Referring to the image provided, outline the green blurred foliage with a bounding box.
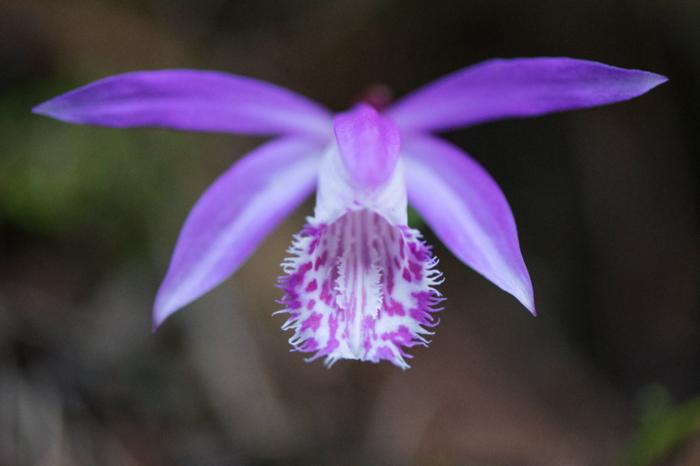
[406,205,425,230]
[627,386,700,466]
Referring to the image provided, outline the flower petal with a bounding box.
[402,135,535,314]
[388,57,667,133]
[33,70,332,137]
[154,137,324,328]
[278,209,442,369]
[333,104,400,190]
[314,144,408,227]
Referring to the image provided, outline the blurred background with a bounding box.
[1,0,698,465]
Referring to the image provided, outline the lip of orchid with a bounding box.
[32,57,667,367]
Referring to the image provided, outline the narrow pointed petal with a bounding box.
[154,137,324,328]
[33,70,332,137]
[388,57,668,133]
[333,104,400,190]
[278,210,442,369]
[402,135,535,314]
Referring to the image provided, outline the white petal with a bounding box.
[314,144,407,226]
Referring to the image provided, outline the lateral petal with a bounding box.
[402,135,535,314]
[388,57,667,133]
[154,137,324,327]
[33,70,332,137]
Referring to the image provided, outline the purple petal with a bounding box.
[33,70,332,137]
[402,135,535,314]
[154,137,324,328]
[388,57,667,133]
[333,103,400,190]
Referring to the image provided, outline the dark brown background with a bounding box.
[1,0,698,465]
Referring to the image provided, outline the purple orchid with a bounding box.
[33,58,666,368]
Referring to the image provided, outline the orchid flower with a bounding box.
[33,58,666,368]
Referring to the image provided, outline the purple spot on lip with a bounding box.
[301,338,318,351]
[381,325,412,345]
[323,314,340,354]
[315,251,327,270]
[374,346,395,362]
[409,261,422,280]
[385,299,405,316]
[301,311,322,331]
[305,279,318,292]
[385,262,394,294]
[287,261,312,289]
[320,279,333,305]
[308,238,319,254]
